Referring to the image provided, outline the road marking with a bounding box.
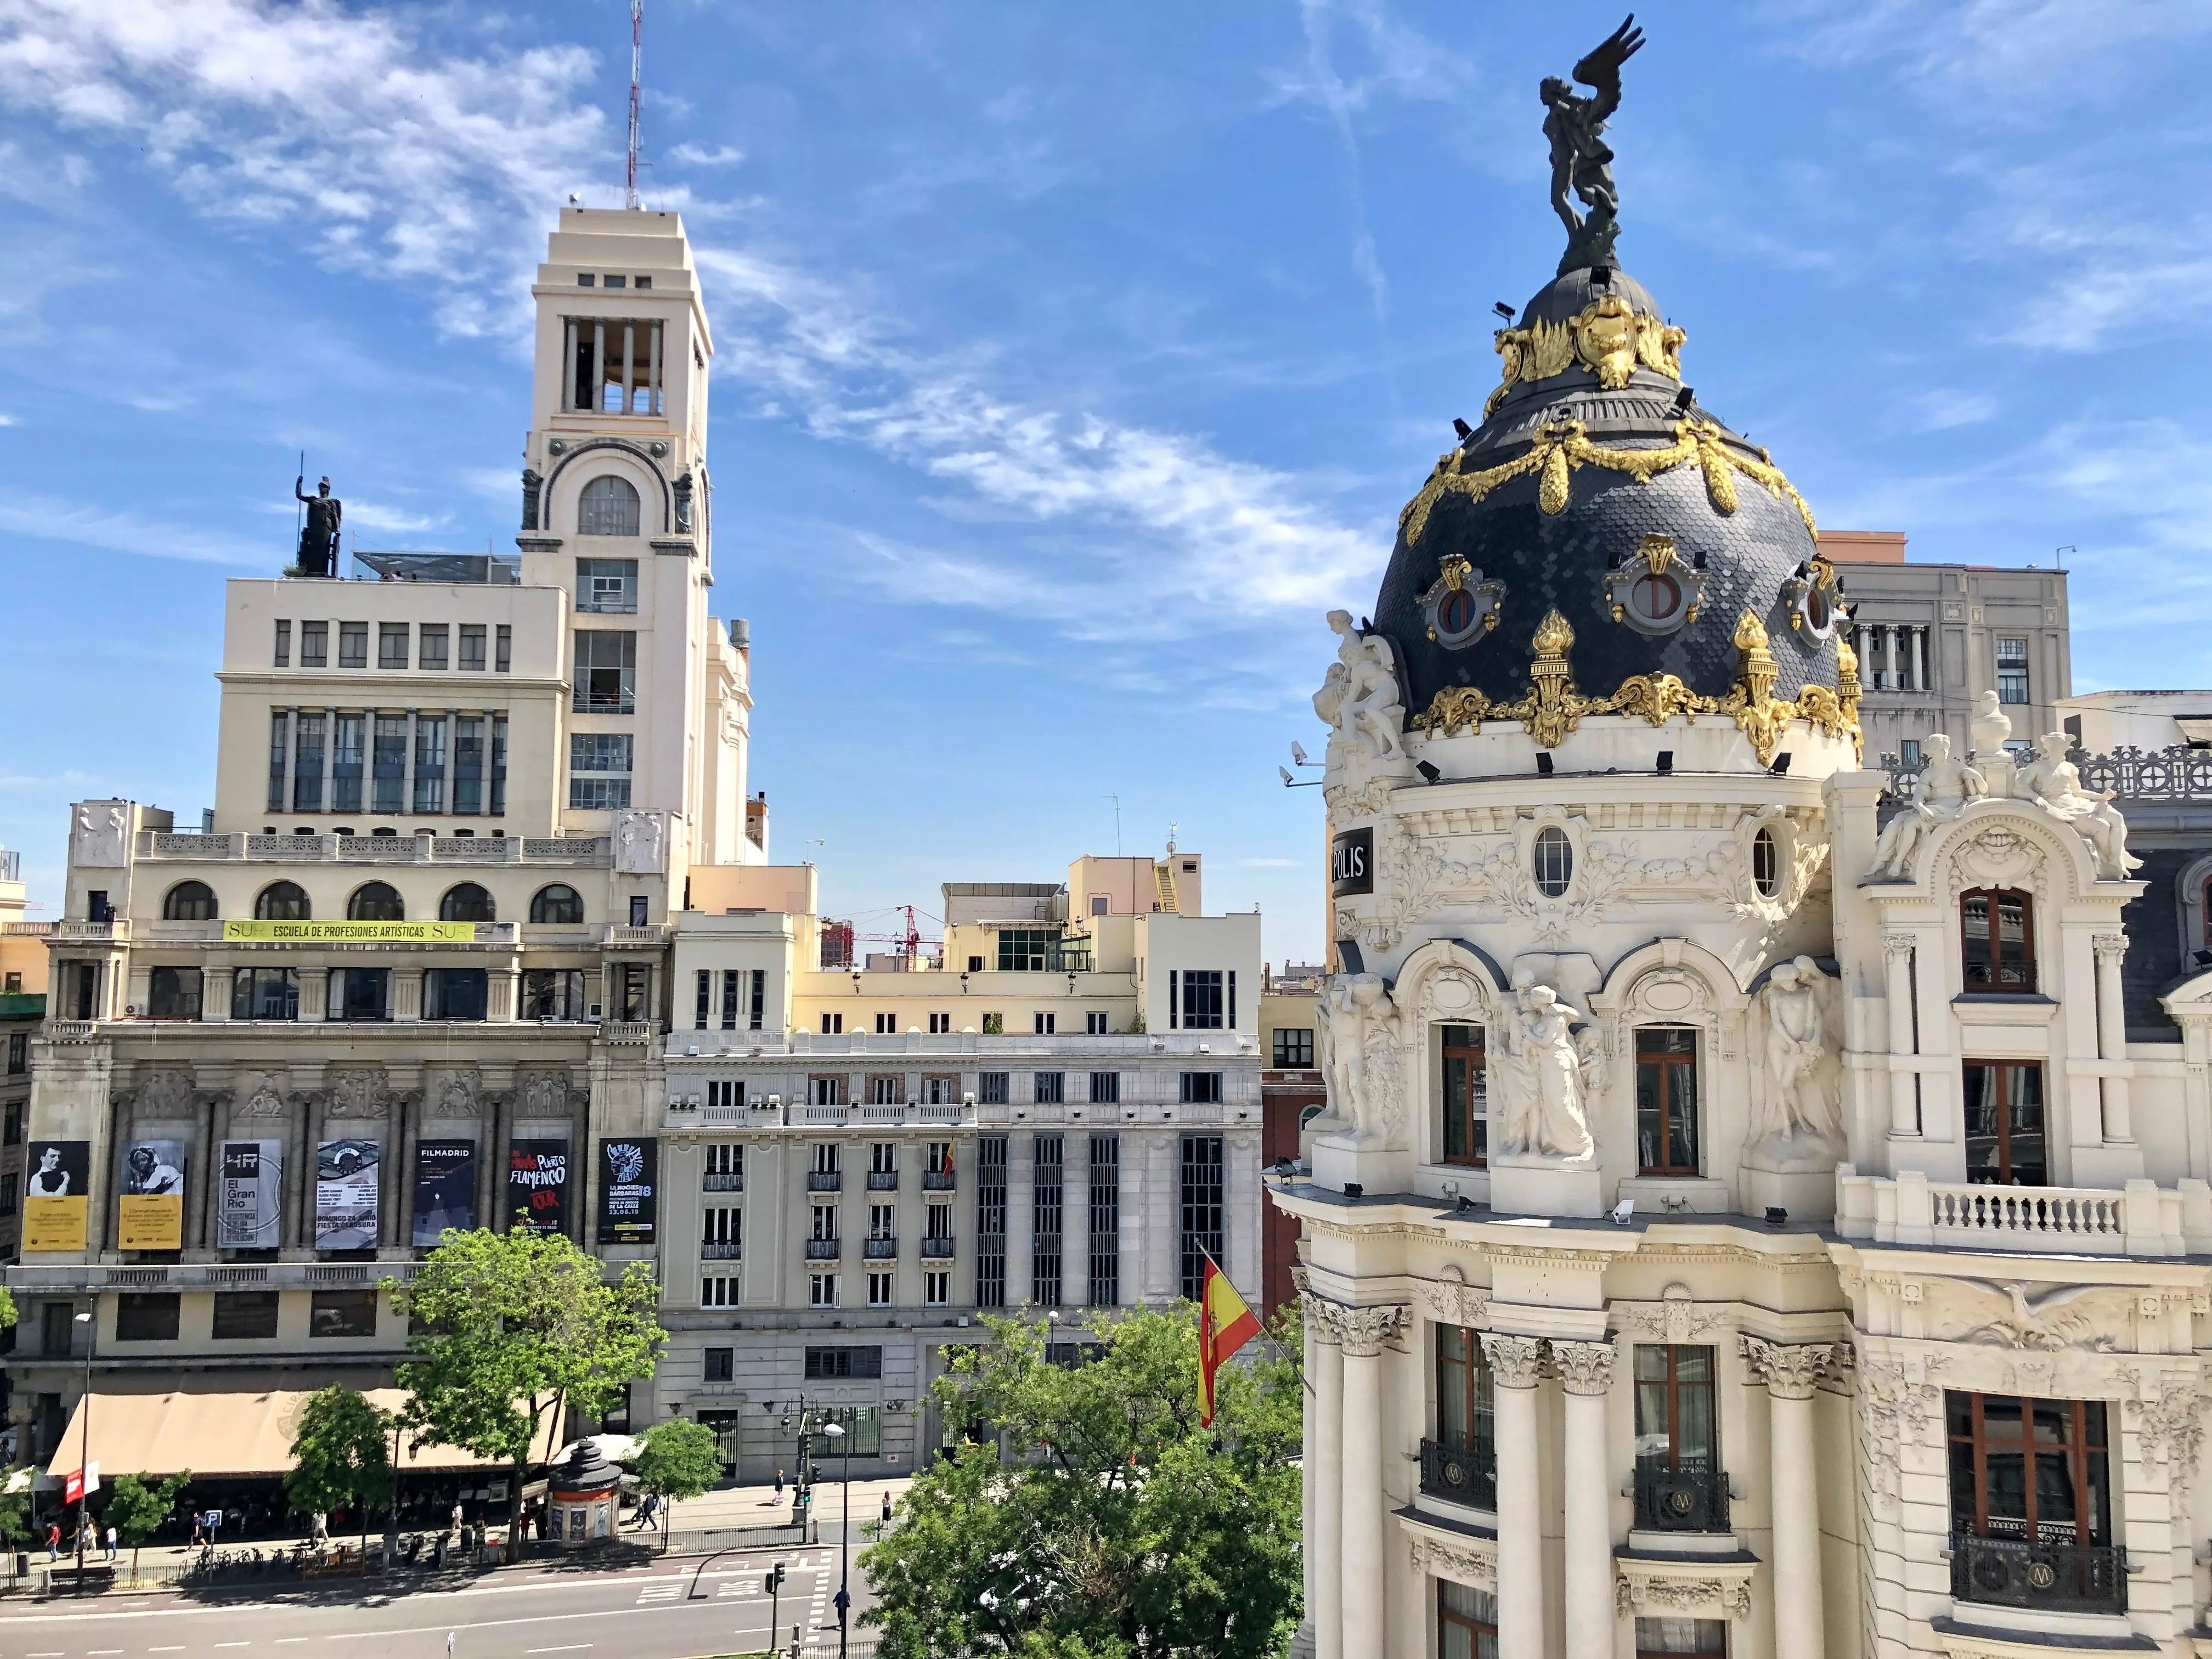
[150,1648,187,1652]
[214,1647,250,1651]
[524,1649,590,1654]
[635,1584,681,1604]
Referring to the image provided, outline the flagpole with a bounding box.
[1203,1250,1312,1396]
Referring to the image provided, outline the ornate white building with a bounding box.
[1274,43,2212,1659]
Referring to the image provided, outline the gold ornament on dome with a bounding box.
[1400,418,1816,548]
[1485,295,1687,415]
[1571,295,1641,390]
[1410,603,1862,766]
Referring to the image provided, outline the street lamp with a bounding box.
[822,1419,852,1659]
[72,1307,92,1595]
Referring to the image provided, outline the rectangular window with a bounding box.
[873,1012,898,1035]
[1633,1345,1723,1531]
[232,967,299,1022]
[927,1199,952,1240]
[378,623,410,669]
[867,1075,900,1105]
[1087,1133,1119,1306]
[489,714,507,815]
[821,1013,843,1036]
[331,714,364,812]
[981,1011,1003,1034]
[293,714,326,812]
[413,715,447,814]
[704,1142,743,1187]
[1179,1071,1223,1104]
[868,1201,895,1240]
[808,1274,840,1309]
[309,1290,378,1339]
[924,1269,950,1306]
[523,969,586,1020]
[300,620,328,667]
[423,967,487,1020]
[979,1071,1009,1106]
[1947,1392,2111,1549]
[1439,1580,1500,1659]
[1034,1011,1056,1035]
[452,716,485,814]
[1996,636,2030,705]
[4,1040,19,1077]
[975,1133,1008,1308]
[1900,737,1923,771]
[371,715,408,813]
[148,966,201,1019]
[334,966,390,1022]
[871,1142,898,1176]
[929,1012,951,1034]
[867,1271,893,1307]
[719,968,739,1029]
[1635,1028,1699,1176]
[702,1205,742,1257]
[703,1347,735,1383]
[809,1075,846,1107]
[1088,1071,1120,1105]
[1962,889,2036,992]
[1435,1323,1496,1471]
[418,624,449,670]
[1178,1133,1224,1301]
[1086,1011,1108,1035]
[1962,1061,2047,1186]
[997,928,1052,972]
[810,1203,839,1243]
[568,732,634,810]
[1441,1024,1487,1167]
[458,625,486,671]
[750,969,765,1030]
[1634,1619,1726,1657]
[616,962,649,1021]
[495,625,512,673]
[577,558,639,614]
[1272,1027,1315,1068]
[267,711,289,811]
[705,1081,744,1115]
[1032,1133,1064,1308]
[921,1075,955,1105]
[115,1294,182,1342]
[574,631,637,713]
[212,1290,280,1340]
[274,620,291,667]
[701,1275,740,1308]
[338,622,368,668]
[1178,969,1225,1030]
[1034,1071,1065,1105]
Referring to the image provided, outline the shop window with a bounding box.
[213,1291,280,1340]
[309,1290,379,1338]
[1962,889,2035,992]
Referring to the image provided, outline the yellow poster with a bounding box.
[223,920,476,943]
[23,1141,90,1250]
[117,1194,182,1250]
[24,1196,88,1251]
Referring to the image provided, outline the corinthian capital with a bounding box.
[1551,1339,1618,1396]
[1882,933,1916,962]
[1338,1303,1410,1358]
[2092,933,2129,963]
[1740,1334,1835,1401]
[1479,1331,1547,1389]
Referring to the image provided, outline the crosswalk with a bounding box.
[631,1554,835,1608]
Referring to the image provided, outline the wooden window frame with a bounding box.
[1635,1028,1700,1177]
[1440,1024,1487,1168]
[1960,887,2036,994]
[1434,1323,1493,1453]
[1961,1059,2047,1186]
[1634,1344,1717,1470]
[1946,1392,2109,1546]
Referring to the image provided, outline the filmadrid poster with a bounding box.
[411,1140,477,1245]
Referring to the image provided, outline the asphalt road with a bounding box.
[0,1549,875,1659]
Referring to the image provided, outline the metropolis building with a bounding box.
[1274,40,2212,1659]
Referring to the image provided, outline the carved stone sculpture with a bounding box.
[1540,16,1644,274]
[2013,730,2138,879]
[1496,985,1594,1160]
[1740,1335,1835,1400]
[72,800,130,870]
[615,810,668,876]
[294,475,342,577]
[1970,689,2013,759]
[1751,957,1841,1158]
[1319,973,1397,1139]
[1316,610,1406,764]
[1867,732,1982,883]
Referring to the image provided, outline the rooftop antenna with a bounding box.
[625,0,644,210]
[1104,794,1122,856]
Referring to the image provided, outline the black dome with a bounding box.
[1375,267,1838,730]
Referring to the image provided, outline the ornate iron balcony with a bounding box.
[804,1238,840,1259]
[864,1238,897,1259]
[1633,1463,1731,1533]
[806,1170,843,1192]
[1418,1438,1497,1513]
[867,1170,899,1190]
[1950,1535,2126,1617]
[922,1171,957,1190]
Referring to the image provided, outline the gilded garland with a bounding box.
[1487,294,1685,416]
[1399,417,1816,548]
[1410,607,1862,765]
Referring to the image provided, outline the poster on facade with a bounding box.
[218,1140,284,1249]
[117,1139,188,1250]
[596,1138,657,1245]
[411,1139,477,1245]
[315,1138,381,1250]
[506,1139,568,1235]
[22,1141,91,1250]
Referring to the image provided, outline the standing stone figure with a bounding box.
[1500,985,1595,1160]
[1755,958,1840,1149]
[1541,15,1645,274]
[295,475,342,577]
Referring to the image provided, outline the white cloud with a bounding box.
[668,142,745,168]
[1894,388,1999,432]
[0,0,614,335]
[0,493,267,565]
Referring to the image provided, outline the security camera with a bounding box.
[1610,1199,1635,1227]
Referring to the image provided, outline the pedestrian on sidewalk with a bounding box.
[880,1493,891,1525]
[45,1522,59,1561]
[450,1500,464,1536]
[104,1522,117,1562]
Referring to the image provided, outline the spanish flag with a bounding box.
[1198,1254,1262,1427]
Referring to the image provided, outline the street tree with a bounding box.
[625,1418,724,1550]
[0,1286,16,1332]
[105,1472,191,1578]
[392,1227,664,1536]
[861,1302,1303,1659]
[286,1386,395,1556]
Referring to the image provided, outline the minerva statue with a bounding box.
[1541,15,1645,274]
[295,474,342,578]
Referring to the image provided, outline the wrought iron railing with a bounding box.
[1633,1463,1731,1533]
[864,1238,898,1259]
[2074,744,2212,802]
[1418,1438,1497,1512]
[804,1238,840,1260]
[867,1170,899,1190]
[1950,1534,2126,1616]
[806,1170,843,1192]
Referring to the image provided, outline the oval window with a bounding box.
[1629,572,1682,624]
[1533,826,1574,898]
[1438,589,1476,636]
[1806,588,1830,631]
[1753,827,1780,898]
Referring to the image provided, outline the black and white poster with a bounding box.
[506,1139,569,1236]
[23,1141,91,1250]
[218,1140,284,1249]
[596,1138,657,1245]
[411,1139,477,1245]
[315,1138,381,1250]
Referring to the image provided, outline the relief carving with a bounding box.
[235,1075,290,1119]
[329,1066,391,1121]
[430,1069,483,1119]
[1409,1533,1496,1590]
[1418,1263,1491,1330]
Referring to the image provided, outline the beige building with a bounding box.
[0,849,48,1277]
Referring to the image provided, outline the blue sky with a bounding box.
[2,1,2209,966]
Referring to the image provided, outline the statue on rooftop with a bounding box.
[1541,15,1645,274]
[295,474,342,578]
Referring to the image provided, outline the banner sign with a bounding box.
[1330,826,1374,896]
[218,1140,284,1249]
[23,1141,91,1250]
[63,1463,99,1505]
[506,1139,569,1236]
[315,1138,381,1249]
[596,1138,658,1245]
[119,1139,188,1250]
[223,920,476,943]
[411,1139,477,1245]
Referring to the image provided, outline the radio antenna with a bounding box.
[625,0,644,210]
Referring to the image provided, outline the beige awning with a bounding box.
[2175,718,2212,746]
[45,1388,563,1481]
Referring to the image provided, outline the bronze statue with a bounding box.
[1541,15,1644,275]
[295,474,341,577]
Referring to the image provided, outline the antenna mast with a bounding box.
[625,0,644,210]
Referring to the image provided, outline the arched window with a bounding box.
[578,475,641,538]
[163,881,217,922]
[1752,828,1780,898]
[1961,888,2035,992]
[530,884,585,924]
[253,881,311,921]
[1532,826,1573,898]
[348,882,405,922]
[440,883,496,923]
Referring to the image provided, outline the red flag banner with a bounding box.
[1198,1254,1262,1427]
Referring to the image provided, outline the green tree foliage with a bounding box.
[0,1286,17,1332]
[625,1419,725,1550]
[861,1303,1304,1659]
[392,1228,664,1532]
[105,1472,191,1577]
[0,1485,31,1547]
[286,1386,395,1555]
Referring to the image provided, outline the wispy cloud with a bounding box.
[669,142,745,168]
[0,494,267,565]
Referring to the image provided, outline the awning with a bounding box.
[44,1388,563,1482]
[2175,718,2212,746]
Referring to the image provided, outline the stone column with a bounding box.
[1742,1338,1835,1659]
[1884,935,1918,1139]
[1553,1340,1618,1659]
[2093,934,2134,1143]
[1481,1334,1547,1659]
[1339,1305,1408,1659]
[1307,1299,1346,1659]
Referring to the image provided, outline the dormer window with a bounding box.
[1961,889,2035,993]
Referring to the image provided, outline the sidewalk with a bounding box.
[660,1471,917,1537]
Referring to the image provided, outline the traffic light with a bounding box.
[770,1561,787,1593]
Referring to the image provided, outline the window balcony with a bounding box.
[804,1238,840,1260]
[806,1170,843,1193]
[921,1235,955,1259]
[864,1238,897,1260]
[1837,1170,2193,1256]
[1950,1536,2126,1617]
[703,1172,743,1193]
[922,1171,956,1191]
[1632,1464,1731,1534]
[1418,1438,1496,1513]
[866,1170,899,1191]
[701,1241,743,1261]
